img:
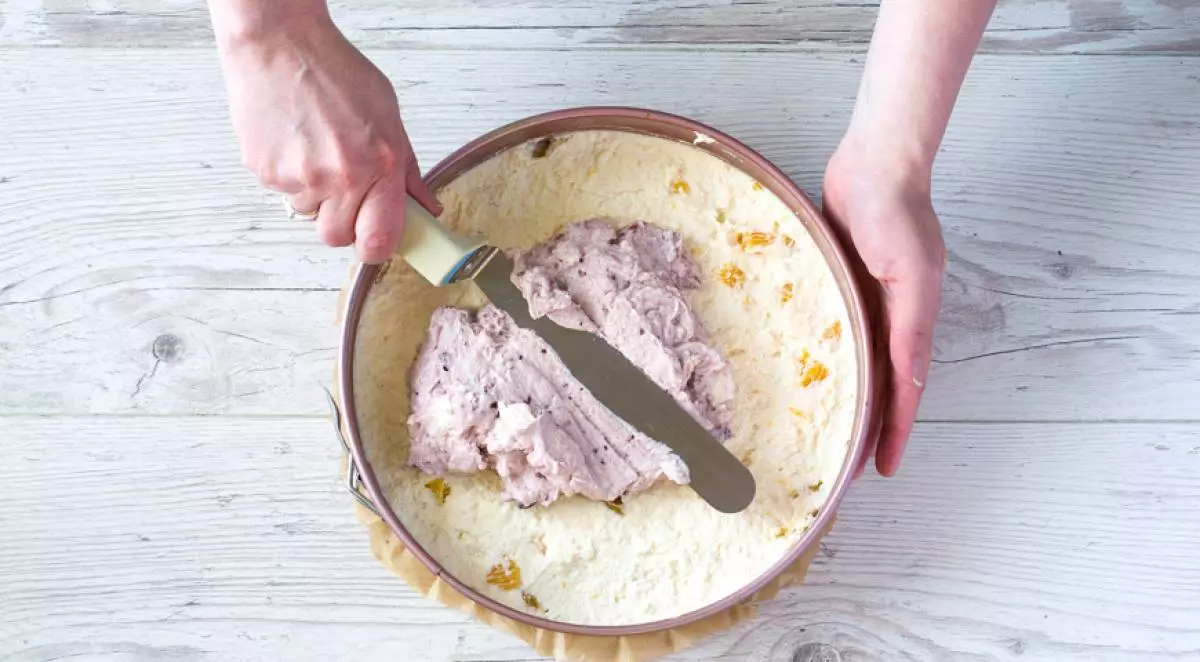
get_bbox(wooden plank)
[1,49,1198,420]
[2,416,1198,660]
[1,0,1198,53]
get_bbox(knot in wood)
[792,642,842,662]
[152,333,183,362]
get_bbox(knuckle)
[328,149,375,189]
[375,144,400,176]
[933,247,949,275]
[243,149,288,190]
[245,155,278,186]
[299,162,327,189]
[926,248,948,277]
[257,165,284,189]
[317,167,351,192]
[359,232,395,263]
[343,162,373,189]
[328,151,357,184]
[316,218,354,248]
[908,239,947,282]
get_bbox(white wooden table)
[2,2,1199,660]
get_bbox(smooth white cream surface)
[354,130,857,626]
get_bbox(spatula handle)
[396,195,485,286]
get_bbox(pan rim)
[337,106,879,637]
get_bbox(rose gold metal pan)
[334,107,881,637]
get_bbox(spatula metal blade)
[467,250,756,514]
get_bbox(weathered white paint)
[2,4,1199,659]
[1,417,1197,660]
[1,50,1197,420]
[0,0,1196,53]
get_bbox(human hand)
[822,136,946,478]
[212,5,439,263]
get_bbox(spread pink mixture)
[406,220,734,507]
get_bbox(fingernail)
[912,358,928,389]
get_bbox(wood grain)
[1,49,1197,420]
[4,3,1198,661]
[1,0,1198,53]
[2,417,1197,661]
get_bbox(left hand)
[822,137,947,478]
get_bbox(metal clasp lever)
[323,387,379,516]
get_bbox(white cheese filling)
[354,130,857,626]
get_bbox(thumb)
[404,156,442,217]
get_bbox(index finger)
[353,172,406,264]
[354,157,442,264]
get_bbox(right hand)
[213,9,440,264]
[823,135,947,478]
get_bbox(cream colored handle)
[396,195,484,286]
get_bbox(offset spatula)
[395,196,756,514]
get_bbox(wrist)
[208,0,332,49]
[830,124,934,199]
